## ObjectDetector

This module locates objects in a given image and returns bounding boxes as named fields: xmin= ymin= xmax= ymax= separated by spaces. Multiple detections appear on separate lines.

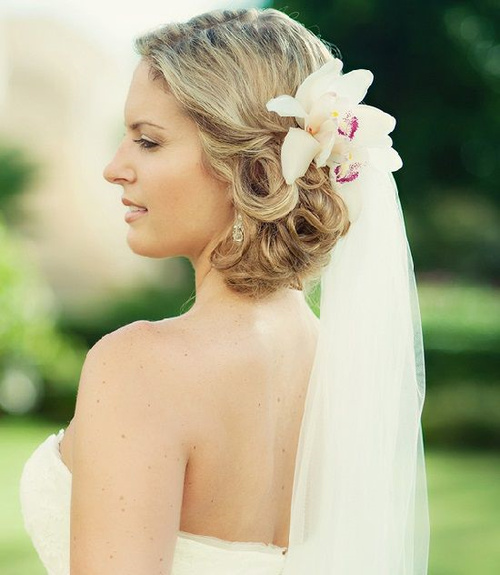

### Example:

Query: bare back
xmin=177 ymin=291 xmax=318 ymax=549
xmin=61 ymin=290 xmax=319 ymax=550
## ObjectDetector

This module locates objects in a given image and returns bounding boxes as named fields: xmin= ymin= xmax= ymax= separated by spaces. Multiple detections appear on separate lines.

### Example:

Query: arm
xmin=69 ymin=321 xmax=190 ymax=575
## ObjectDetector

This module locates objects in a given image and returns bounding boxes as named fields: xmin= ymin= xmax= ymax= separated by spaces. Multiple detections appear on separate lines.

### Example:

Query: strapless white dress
xmin=19 ymin=428 xmax=288 ymax=575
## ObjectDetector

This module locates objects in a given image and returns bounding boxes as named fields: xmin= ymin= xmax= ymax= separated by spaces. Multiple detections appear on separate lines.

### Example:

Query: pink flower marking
xmin=337 ymin=112 xmax=359 ymax=141
xmin=334 ymin=162 xmax=361 ymax=184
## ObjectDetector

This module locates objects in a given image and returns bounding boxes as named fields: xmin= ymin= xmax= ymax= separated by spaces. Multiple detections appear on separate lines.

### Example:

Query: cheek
xmin=134 ymin=149 xmax=230 ymax=251
xmin=150 ymin=156 xmax=214 ymax=215
xmin=140 ymin=163 xmax=206 ymax=241
xmin=141 ymin=158 xmax=185 ymax=207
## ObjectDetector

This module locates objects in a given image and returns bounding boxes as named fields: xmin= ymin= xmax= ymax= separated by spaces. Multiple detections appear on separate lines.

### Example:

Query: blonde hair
xmin=135 ymin=8 xmax=350 ymax=299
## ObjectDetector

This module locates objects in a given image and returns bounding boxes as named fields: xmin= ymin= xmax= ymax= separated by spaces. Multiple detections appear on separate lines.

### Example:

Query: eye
xmin=133 ymin=137 xmax=159 ymax=150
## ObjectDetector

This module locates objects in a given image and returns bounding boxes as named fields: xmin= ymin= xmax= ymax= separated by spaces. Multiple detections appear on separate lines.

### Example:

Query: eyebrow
xmin=126 ymin=121 xmax=166 ymax=131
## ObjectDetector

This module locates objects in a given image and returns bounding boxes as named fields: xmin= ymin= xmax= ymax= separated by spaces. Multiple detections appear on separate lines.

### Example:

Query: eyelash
xmin=132 ymin=138 xmax=159 ymax=150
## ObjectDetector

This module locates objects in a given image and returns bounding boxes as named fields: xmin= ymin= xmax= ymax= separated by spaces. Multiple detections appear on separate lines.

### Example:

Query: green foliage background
xmin=269 ymin=0 xmax=500 ymax=280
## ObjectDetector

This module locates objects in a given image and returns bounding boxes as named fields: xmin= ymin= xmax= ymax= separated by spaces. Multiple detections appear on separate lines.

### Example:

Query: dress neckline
xmin=50 ymin=427 xmax=288 ymax=556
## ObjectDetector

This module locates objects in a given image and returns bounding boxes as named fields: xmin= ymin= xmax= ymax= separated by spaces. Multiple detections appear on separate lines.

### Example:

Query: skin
xmin=64 ymin=59 xmax=319 ymax=575
xmin=103 ymin=59 xmax=234 ymax=279
xmin=103 ymin=59 xmax=306 ymax=311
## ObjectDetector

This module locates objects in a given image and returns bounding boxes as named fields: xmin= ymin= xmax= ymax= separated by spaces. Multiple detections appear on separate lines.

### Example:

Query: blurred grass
xmin=418 ymin=281 xmax=500 ymax=352
xmin=427 ymin=448 xmax=500 ymax=574
xmin=1 ymin=416 xmax=500 ymax=574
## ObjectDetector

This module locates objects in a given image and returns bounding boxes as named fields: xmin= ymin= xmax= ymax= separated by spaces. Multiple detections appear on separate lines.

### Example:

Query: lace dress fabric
xmin=19 ymin=428 xmax=288 ymax=575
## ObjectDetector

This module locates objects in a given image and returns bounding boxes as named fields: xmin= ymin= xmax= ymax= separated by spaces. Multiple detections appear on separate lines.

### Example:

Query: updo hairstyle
xmin=135 ymin=8 xmax=351 ymax=299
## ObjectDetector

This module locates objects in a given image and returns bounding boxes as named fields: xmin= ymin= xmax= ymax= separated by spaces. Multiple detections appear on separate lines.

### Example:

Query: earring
xmin=232 ymin=213 xmax=244 ymax=243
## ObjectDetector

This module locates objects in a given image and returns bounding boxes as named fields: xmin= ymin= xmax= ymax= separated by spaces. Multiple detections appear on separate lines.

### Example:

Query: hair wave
xmin=135 ymin=8 xmax=350 ymax=299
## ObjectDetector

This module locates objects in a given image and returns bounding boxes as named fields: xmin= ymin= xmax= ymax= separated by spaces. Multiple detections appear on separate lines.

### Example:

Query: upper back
xmin=160 ymin=289 xmax=319 ymax=549
xmin=62 ymin=289 xmax=318 ymax=550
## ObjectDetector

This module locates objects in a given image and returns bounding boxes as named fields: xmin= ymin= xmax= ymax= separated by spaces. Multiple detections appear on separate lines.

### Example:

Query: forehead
xmin=124 ymin=60 xmax=186 ymax=126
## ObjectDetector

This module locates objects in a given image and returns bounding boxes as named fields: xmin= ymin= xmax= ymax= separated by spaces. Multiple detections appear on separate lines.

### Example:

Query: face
xmin=103 ymin=59 xmax=234 ymax=261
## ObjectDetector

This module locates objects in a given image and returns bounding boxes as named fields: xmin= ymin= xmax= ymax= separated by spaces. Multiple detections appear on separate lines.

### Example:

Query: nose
xmin=103 ymin=145 xmax=136 ymax=185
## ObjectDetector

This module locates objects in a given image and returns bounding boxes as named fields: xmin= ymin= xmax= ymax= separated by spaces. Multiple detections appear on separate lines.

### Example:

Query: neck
xmin=189 ymin=244 xmax=305 ymax=314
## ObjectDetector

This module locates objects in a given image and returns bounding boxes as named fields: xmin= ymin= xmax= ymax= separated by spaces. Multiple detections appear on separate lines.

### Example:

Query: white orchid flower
xmin=266 ymin=58 xmax=403 ymax=191
xmin=327 ymin=105 xmax=403 ymax=183
xmin=324 ymin=103 xmax=403 ymax=221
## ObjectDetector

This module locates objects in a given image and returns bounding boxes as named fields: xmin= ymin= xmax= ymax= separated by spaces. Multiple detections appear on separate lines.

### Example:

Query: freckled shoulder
xmin=72 ymin=319 xmax=203 ymax=458
xmin=69 ymin=320 xmax=198 ymax=573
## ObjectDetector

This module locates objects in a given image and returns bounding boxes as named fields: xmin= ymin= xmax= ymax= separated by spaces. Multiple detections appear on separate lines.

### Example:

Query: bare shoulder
xmin=71 ymin=319 xmax=205 ymax=456
xmin=68 ymin=319 xmax=196 ymax=573
xmin=146 ymin=312 xmax=266 ymax=429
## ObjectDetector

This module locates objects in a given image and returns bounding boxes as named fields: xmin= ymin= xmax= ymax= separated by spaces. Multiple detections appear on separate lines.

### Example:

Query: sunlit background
xmin=0 ymin=0 xmax=499 ymax=573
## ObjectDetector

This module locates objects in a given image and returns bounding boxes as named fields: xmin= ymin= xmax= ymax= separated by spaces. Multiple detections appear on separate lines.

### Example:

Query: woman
xmin=20 ymin=7 xmax=429 ymax=575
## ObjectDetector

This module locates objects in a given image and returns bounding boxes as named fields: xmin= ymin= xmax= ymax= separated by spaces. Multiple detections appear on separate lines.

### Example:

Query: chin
xmin=126 ymin=234 xmax=162 ymax=258
xmin=126 ymin=232 xmax=181 ymax=259
xmin=127 ymin=244 xmax=169 ymax=259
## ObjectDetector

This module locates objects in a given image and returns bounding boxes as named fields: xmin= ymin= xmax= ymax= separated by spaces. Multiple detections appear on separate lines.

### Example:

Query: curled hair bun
xmin=136 ymin=7 xmax=350 ymax=298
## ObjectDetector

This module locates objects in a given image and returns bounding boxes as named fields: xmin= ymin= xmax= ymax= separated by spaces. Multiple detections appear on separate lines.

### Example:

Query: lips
xmin=122 ymin=197 xmax=147 ymax=210
xmin=122 ymin=197 xmax=148 ymax=223
xmin=127 ymin=205 xmax=147 ymax=213
xmin=124 ymin=208 xmax=147 ymax=223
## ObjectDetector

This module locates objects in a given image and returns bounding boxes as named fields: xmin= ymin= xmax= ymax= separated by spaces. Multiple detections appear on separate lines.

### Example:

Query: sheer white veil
xmin=282 ymin=165 xmax=430 ymax=574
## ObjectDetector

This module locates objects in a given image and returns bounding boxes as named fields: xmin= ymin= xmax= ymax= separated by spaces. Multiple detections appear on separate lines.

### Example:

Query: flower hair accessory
xmin=266 ymin=58 xmax=403 ymax=222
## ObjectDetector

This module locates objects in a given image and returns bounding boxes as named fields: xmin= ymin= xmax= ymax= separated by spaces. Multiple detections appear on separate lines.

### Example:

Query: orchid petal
xmin=326 ymin=146 xmax=368 ymax=174
xmin=351 ymin=104 xmax=396 ymax=146
xmin=378 ymin=135 xmax=393 ymax=148
xmin=314 ymin=143 xmax=335 ymax=168
xmin=328 ymin=96 xmax=353 ymax=119
xmin=345 ymin=146 xmax=368 ymax=165
xmin=331 ymin=69 xmax=374 ymax=104
xmin=266 ymin=95 xmax=307 ymax=119
xmin=335 ymin=182 xmax=362 ymax=223
xmin=367 ymin=147 xmax=403 ymax=172
xmin=307 ymin=93 xmax=339 ymax=133
xmin=329 ymin=134 xmax=356 ymax=159
xmin=295 ymin=59 xmax=343 ymax=111
xmin=327 ymin=151 xmax=346 ymax=165
xmin=281 ymin=128 xmax=322 ymax=184
xmin=314 ymin=120 xmax=337 ymax=167
xmin=346 ymin=145 xmax=369 ymax=164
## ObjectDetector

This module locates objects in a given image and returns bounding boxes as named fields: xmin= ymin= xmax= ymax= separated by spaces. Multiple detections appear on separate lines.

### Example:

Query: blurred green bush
xmin=0 ymin=216 xmax=86 ymax=419
xmin=0 ymin=143 xmax=37 ymax=226
xmin=418 ymin=282 xmax=500 ymax=449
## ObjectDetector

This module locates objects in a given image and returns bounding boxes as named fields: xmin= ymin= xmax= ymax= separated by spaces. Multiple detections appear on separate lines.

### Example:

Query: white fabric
xmin=19 ymin=428 xmax=287 ymax=575
xmin=283 ymin=166 xmax=430 ymax=574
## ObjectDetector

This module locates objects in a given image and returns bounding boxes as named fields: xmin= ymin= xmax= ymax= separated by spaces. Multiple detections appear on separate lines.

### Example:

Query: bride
xmin=20 ymin=7 xmax=429 ymax=575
